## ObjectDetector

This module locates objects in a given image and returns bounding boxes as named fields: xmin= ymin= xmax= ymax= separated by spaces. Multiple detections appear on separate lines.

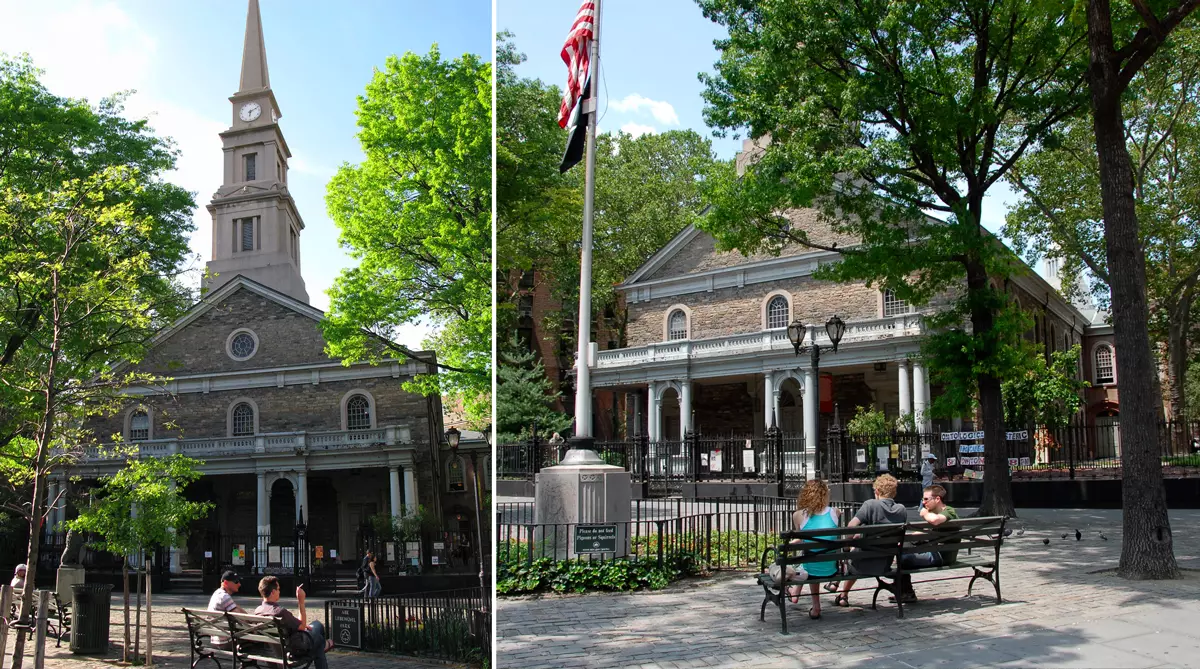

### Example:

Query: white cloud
xmin=620 ymin=122 xmax=657 ymax=139
xmin=610 ymin=93 xmax=680 ymax=126
xmin=289 ymin=155 xmax=337 ymax=178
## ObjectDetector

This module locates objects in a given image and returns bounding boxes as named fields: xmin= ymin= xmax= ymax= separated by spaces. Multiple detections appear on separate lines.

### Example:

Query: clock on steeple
xmin=202 ymin=0 xmax=308 ymax=304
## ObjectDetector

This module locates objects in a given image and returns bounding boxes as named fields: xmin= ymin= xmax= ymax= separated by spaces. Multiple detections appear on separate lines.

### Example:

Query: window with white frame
xmin=1094 ymin=345 xmax=1115 ymax=384
xmin=883 ymin=289 xmax=910 ymax=316
xmin=231 ymin=402 xmax=255 ymax=436
xmin=129 ymin=410 xmax=150 ymax=442
xmin=667 ymin=310 xmax=687 ymax=340
xmin=346 ymin=395 xmax=371 ymax=430
xmin=766 ymin=295 xmax=789 ymax=329
xmin=447 ymin=456 xmax=465 ymax=492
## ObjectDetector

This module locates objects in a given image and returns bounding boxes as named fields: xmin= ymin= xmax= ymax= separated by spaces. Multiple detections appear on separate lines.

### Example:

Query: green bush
xmin=497 ymin=551 xmax=705 ymax=595
xmin=1164 ymin=454 xmax=1200 ymax=467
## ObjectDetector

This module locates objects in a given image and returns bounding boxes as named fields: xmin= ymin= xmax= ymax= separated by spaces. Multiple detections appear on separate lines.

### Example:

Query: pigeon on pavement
xmin=1061 ymin=533 xmax=1068 ymax=539
xmin=1002 ymin=528 xmax=1013 ymax=537
xmin=1099 ymin=533 xmax=1107 ymax=540
xmin=1016 ymin=529 xmax=1025 ymax=537
xmin=1075 ymin=529 xmax=1082 ymax=541
xmin=1043 ymin=538 xmax=1050 ymax=545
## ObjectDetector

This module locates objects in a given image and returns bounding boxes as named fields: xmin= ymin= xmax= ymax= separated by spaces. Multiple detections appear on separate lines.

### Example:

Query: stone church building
xmin=44 ymin=0 xmax=485 ymax=582
xmin=586 ymin=139 xmax=1121 ymax=473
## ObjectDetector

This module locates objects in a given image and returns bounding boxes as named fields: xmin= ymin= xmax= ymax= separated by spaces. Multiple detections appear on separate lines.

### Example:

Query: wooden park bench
xmin=758 ymin=515 xmax=1009 ymax=632
xmin=47 ymin=592 xmax=71 ymax=647
xmin=871 ymin=515 xmax=1008 ymax=618
xmin=227 ymin=611 xmax=315 ymax=669
xmin=757 ymin=523 xmax=908 ymax=634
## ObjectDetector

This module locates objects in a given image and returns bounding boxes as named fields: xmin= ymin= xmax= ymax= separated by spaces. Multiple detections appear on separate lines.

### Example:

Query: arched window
xmin=766 ymin=295 xmax=789 ymax=329
xmin=346 ymin=395 xmax=371 ymax=430
xmin=667 ymin=310 xmax=687 ymax=341
xmin=1094 ymin=345 xmax=1115 ymax=384
xmin=882 ymin=289 xmax=910 ymax=316
xmin=447 ymin=457 xmax=466 ymax=492
xmin=231 ymin=402 xmax=255 ymax=436
xmin=129 ymin=410 xmax=150 ymax=442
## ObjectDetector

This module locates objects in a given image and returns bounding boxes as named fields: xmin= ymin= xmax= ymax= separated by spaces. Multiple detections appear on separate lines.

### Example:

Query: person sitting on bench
xmin=893 ymin=484 xmax=961 ymax=603
xmin=835 ymin=474 xmax=907 ymax=607
xmin=253 ymin=577 xmax=335 ymax=668
xmin=789 ymin=479 xmax=842 ymax=619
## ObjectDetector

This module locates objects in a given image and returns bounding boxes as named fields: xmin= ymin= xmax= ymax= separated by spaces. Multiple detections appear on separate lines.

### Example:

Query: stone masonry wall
xmin=136 ymin=287 xmax=334 ymax=375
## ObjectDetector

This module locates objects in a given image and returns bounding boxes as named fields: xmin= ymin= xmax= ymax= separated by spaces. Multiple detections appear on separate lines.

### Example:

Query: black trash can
xmin=70 ymin=583 xmax=113 ymax=654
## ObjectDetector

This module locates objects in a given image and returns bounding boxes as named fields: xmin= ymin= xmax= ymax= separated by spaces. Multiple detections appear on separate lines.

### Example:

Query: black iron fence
xmin=497 ymin=496 xmax=861 ymax=572
xmin=323 ymin=588 xmax=489 ymax=664
xmin=501 ymin=418 xmax=1200 ymax=485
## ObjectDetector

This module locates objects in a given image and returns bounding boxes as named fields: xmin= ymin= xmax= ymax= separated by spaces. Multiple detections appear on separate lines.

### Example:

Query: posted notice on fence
xmin=574 ymin=524 xmax=618 ymax=555
xmin=330 ymin=604 xmax=362 ymax=649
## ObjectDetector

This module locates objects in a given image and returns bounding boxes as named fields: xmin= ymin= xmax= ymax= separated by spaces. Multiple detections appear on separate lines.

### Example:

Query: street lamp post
xmin=445 ymin=426 xmax=486 ymax=598
xmin=786 ymin=316 xmax=846 ymax=480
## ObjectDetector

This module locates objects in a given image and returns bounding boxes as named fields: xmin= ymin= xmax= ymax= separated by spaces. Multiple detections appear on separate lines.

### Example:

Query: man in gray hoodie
xmin=834 ymin=474 xmax=908 ymax=607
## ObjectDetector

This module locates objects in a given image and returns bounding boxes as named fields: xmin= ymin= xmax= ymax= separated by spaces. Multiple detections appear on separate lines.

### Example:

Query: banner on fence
xmin=946 ymin=457 xmax=956 ymax=466
xmin=574 ymin=524 xmax=618 ymax=554
xmin=330 ymin=604 xmax=362 ymax=649
xmin=743 ymin=449 xmax=755 ymax=472
xmin=386 ymin=542 xmax=395 ymax=562
xmin=711 ymin=450 xmax=722 ymax=472
xmin=960 ymin=456 xmax=984 ymax=465
xmin=232 ymin=544 xmax=246 ymax=566
xmin=941 ymin=430 xmax=1029 ymax=441
xmin=959 ymin=444 xmax=985 ymax=453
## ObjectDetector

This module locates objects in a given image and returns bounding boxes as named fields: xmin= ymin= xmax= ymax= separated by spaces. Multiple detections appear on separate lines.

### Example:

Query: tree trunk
xmin=967 ymin=264 xmax=1016 ymax=518
xmin=1086 ymin=0 xmax=1178 ymax=579
xmin=134 ymin=562 xmax=142 ymax=662
xmin=123 ymin=558 xmax=131 ymax=663
xmin=9 ymin=309 xmax=61 ymax=669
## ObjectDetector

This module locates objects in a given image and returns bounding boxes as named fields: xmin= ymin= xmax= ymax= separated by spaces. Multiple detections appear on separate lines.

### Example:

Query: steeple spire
xmin=238 ymin=0 xmax=270 ymax=93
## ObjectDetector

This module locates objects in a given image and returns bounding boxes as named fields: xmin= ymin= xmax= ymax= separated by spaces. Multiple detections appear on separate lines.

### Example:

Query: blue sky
xmin=0 ymin=0 xmax=491 ymax=349
xmin=499 ymin=0 xmax=1021 ymax=240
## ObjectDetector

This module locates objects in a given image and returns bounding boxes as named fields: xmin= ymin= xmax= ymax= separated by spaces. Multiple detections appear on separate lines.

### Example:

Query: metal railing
xmin=323 ymin=588 xmax=488 ymax=663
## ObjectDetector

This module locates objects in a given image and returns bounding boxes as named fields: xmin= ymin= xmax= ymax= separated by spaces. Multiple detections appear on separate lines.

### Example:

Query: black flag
xmin=559 ymin=74 xmax=592 ymax=173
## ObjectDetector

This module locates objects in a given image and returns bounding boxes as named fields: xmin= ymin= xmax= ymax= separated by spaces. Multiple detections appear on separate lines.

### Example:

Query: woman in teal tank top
xmin=790 ymin=480 xmax=842 ymax=619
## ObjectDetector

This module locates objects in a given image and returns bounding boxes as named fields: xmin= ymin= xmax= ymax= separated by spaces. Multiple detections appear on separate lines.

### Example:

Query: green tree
xmin=695 ymin=0 xmax=1088 ymax=517
xmin=1002 ymin=345 xmax=1089 ymax=429
xmin=1082 ymin=0 xmax=1200 ymax=579
xmin=1006 ymin=26 xmax=1200 ymax=421
xmin=68 ymin=454 xmax=212 ymax=664
xmin=322 ymin=46 xmax=491 ymax=426
xmin=0 ymin=55 xmax=195 ymax=669
xmin=496 ymin=335 xmax=572 ymax=443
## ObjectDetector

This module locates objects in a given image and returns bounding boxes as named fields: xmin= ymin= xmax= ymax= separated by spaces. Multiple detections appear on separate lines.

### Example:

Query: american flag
xmin=558 ymin=1 xmax=597 ymax=128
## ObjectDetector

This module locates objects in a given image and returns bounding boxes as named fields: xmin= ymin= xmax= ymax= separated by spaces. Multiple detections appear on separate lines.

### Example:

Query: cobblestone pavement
xmin=3 ymin=593 xmax=464 ymax=669
xmin=498 ymin=508 xmax=1200 ymax=668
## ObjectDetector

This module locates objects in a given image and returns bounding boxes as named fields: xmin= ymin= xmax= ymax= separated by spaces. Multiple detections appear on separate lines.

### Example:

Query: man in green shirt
xmin=894 ymin=485 xmax=960 ymax=603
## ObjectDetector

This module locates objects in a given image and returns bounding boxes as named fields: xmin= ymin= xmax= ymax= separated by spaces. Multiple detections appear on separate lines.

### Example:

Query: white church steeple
xmin=203 ymin=0 xmax=309 ymax=304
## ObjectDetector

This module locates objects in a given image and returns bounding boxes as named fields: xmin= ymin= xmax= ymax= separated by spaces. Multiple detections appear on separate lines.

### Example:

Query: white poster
xmin=856 ymin=449 xmax=866 ymax=464
xmin=433 ymin=542 xmax=445 ymax=550
xmin=710 ymin=450 xmax=722 ymax=472
xmin=385 ymin=542 xmax=396 ymax=562
xmin=946 ymin=457 xmax=957 ymax=467
xmin=268 ymin=545 xmax=281 ymax=564
xmin=876 ymin=446 xmax=890 ymax=470
xmin=742 ymin=449 xmax=756 ymax=472
xmin=431 ymin=555 xmax=440 ymax=565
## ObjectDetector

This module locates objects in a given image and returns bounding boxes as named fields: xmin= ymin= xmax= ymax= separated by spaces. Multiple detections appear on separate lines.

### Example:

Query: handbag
xmin=768 ymin=563 xmax=808 ymax=586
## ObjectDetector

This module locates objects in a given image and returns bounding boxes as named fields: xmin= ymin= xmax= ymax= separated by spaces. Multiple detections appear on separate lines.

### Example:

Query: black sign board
xmin=574 ymin=524 xmax=618 ymax=554
xmin=330 ymin=604 xmax=362 ymax=649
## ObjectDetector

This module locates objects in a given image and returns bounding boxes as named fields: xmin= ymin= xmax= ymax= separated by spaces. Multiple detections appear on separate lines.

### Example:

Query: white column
xmin=803 ymin=367 xmax=818 ymax=480
xmin=912 ymin=361 xmax=928 ymax=427
xmin=297 ymin=471 xmax=309 ymax=524
xmin=923 ymin=375 xmax=933 ymax=430
xmin=680 ymin=380 xmax=692 ymax=437
xmin=45 ymin=479 xmax=59 ymax=538
xmin=403 ymin=466 xmax=418 ymax=514
xmin=647 ymin=381 xmax=660 ymax=442
xmin=168 ymin=480 xmax=181 ymax=574
xmin=898 ymin=360 xmax=912 ymax=418
xmin=389 ymin=467 xmax=402 ymax=518
xmin=256 ymin=472 xmax=269 ymax=536
xmin=763 ymin=371 xmax=775 ymax=430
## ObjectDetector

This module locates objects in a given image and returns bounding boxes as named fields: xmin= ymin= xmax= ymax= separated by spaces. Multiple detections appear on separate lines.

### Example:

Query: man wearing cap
xmin=207 ymin=570 xmax=246 ymax=614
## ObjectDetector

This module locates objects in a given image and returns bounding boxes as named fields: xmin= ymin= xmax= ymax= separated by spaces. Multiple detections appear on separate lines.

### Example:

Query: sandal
xmin=834 ymin=594 xmax=849 ymax=607
xmin=787 ymin=585 xmax=801 ymax=604
xmin=808 ymin=608 xmax=821 ymax=620
xmin=823 ymin=581 xmax=840 ymax=593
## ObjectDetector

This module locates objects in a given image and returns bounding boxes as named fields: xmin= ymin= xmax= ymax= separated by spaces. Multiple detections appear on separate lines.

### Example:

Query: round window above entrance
xmin=226 ymin=328 xmax=260 ymax=362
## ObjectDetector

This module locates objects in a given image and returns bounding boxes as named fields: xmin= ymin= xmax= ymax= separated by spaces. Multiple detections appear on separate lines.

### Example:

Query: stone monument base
xmin=535 ymin=448 xmax=632 ymax=559
xmin=56 ymin=565 xmax=86 ymax=603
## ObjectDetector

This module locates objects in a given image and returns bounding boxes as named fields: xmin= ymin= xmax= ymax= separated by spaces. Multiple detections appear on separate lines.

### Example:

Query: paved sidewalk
xmin=3 ymin=593 xmax=461 ymax=669
xmin=497 ymin=508 xmax=1200 ymax=668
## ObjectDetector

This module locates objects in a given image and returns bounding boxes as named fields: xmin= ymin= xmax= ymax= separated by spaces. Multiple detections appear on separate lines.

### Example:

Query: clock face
xmin=239 ymin=102 xmax=261 ymax=122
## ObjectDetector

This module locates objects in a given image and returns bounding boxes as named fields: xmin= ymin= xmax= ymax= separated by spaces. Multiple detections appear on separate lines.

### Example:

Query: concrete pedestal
xmin=534 ymin=452 xmax=632 ymax=560
xmin=56 ymin=565 xmax=86 ymax=603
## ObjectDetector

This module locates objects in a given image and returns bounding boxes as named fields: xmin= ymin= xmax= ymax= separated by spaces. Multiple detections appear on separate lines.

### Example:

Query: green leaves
xmin=322 ymin=46 xmax=491 ymax=425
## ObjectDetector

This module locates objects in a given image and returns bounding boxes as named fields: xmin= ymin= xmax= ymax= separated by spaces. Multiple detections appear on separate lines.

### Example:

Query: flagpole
xmin=568 ymin=0 xmax=602 ymax=459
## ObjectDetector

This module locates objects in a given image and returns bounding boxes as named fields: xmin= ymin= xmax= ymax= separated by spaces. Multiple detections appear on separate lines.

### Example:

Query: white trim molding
xmin=1090 ymin=341 xmax=1117 ymax=386
xmin=761 ymin=290 xmax=793 ymax=330
xmin=225 ymin=328 xmax=260 ymax=362
xmin=340 ymin=389 xmax=378 ymax=431
xmin=227 ymin=397 xmax=261 ymax=437
xmin=663 ymin=304 xmax=692 ymax=342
